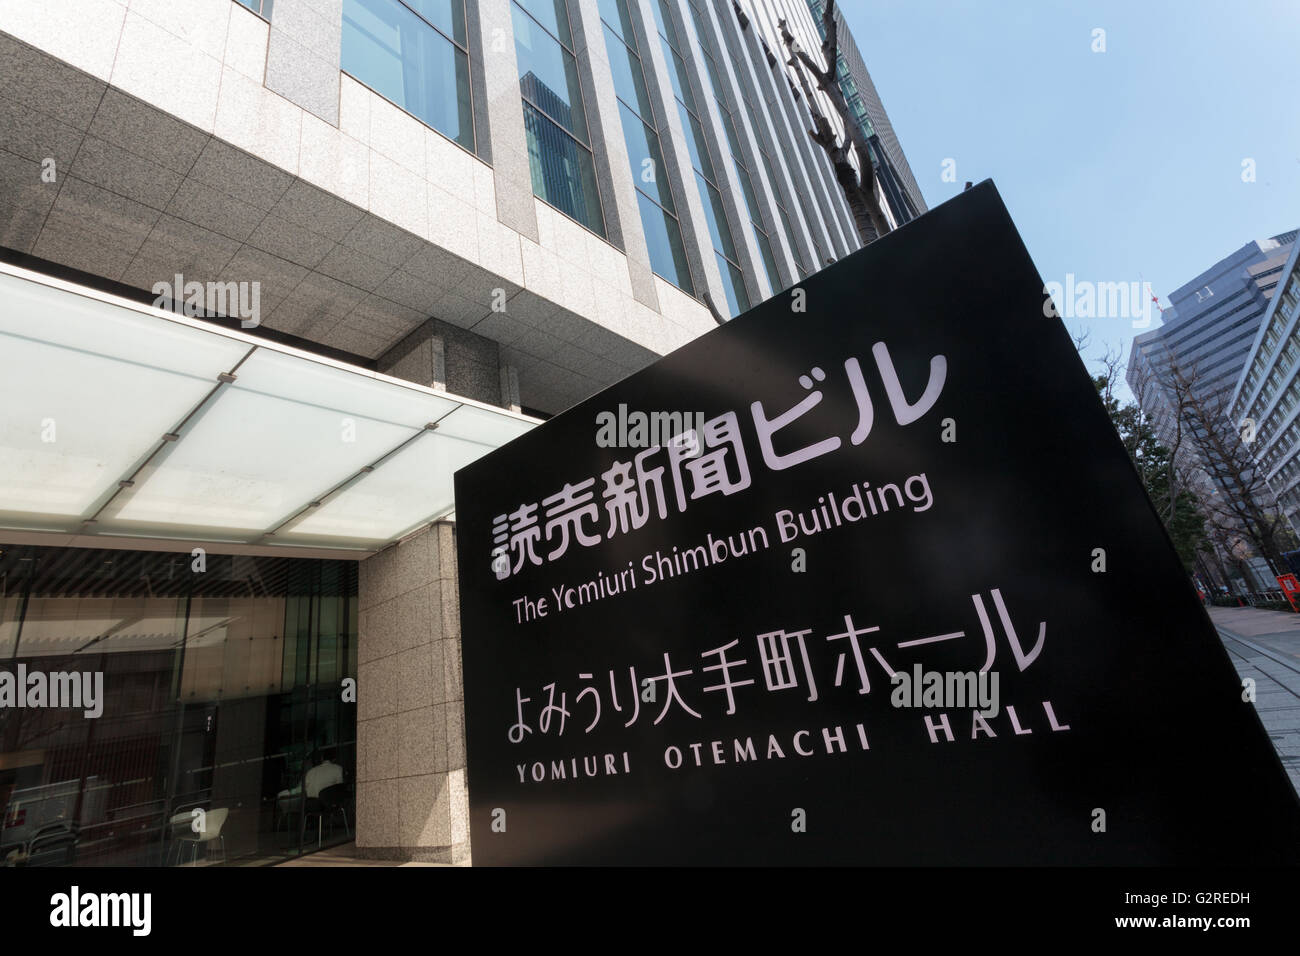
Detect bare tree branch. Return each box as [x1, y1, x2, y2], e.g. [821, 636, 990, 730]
[1151, 355, 1298, 578]
[776, 10, 889, 243]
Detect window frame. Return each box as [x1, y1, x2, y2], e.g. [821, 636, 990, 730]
[688, 0, 781, 296]
[340, 0, 479, 156]
[651, 0, 749, 316]
[511, 0, 610, 239]
[598, 0, 695, 295]
[234, 0, 274, 22]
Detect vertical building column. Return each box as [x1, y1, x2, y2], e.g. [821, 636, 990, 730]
[748, 54, 819, 276]
[500, 364, 521, 412]
[377, 323, 447, 392]
[569, 0, 661, 311]
[468, 0, 540, 242]
[265, 0, 343, 125]
[743, 0, 855, 263]
[355, 523, 468, 863]
[778, 0, 859, 257]
[760, 48, 837, 267]
[788, 86, 854, 260]
[711, 4, 802, 287]
[379, 318, 505, 407]
[672, 0, 768, 306]
[633, 0, 728, 317]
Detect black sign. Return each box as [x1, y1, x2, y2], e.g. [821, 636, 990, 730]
[454, 182, 1300, 865]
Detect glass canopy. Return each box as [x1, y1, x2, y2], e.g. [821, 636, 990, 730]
[0, 263, 536, 554]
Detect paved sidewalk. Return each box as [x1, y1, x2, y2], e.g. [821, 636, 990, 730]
[1207, 606, 1300, 799]
[274, 842, 469, 867]
[1208, 605, 1300, 648]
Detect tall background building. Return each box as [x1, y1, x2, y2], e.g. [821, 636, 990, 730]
[1128, 230, 1297, 589]
[1231, 240, 1300, 539]
[0, 0, 923, 864]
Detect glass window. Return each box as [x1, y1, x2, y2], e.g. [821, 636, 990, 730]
[716, 250, 750, 316]
[653, 0, 747, 316]
[604, 27, 654, 120]
[698, 49, 724, 105]
[721, 110, 744, 162]
[514, 6, 589, 143]
[754, 227, 781, 293]
[599, 0, 693, 294]
[522, 101, 605, 236]
[342, 0, 474, 151]
[734, 161, 761, 226]
[0, 545, 357, 867]
[514, 0, 572, 46]
[598, 0, 636, 41]
[665, 48, 696, 112]
[407, 0, 466, 45]
[768, 154, 809, 276]
[512, 0, 604, 236]
[235, 0, 275, 19]
[692, 0, 779, 297]
[649, 0, 669, 40]
[637, 190, 693, 293]
[697, 172, 736, 261]
[618, 102, 674, 211]
[677, 102, 715, 182]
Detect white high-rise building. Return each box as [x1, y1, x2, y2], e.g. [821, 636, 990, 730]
[1230, 240, 1300, 538]
[1127, 231, 1296, 586]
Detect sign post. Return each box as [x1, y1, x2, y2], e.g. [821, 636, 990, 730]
[1277, 573, 1299, 611]
[454, 182, 1300, 865]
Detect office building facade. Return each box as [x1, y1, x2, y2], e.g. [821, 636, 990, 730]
[1128, 231, 1297, 585]
[0, 0, 921, 864]
[1230, 240, 1300, 538]
[804, 0, 925, 226]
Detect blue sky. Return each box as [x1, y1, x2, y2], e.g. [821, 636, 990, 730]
[841, 0, 1300, 395]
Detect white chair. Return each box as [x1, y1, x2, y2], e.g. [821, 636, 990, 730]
[304, 761, 343, 800]
[276, 760, 344, 837]
[299, 762, 345, 848]
[175, 807, 228, 866]
[165, 808, 205, 866]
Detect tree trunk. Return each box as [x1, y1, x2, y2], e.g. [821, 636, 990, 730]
[777, 4, 890, 245]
